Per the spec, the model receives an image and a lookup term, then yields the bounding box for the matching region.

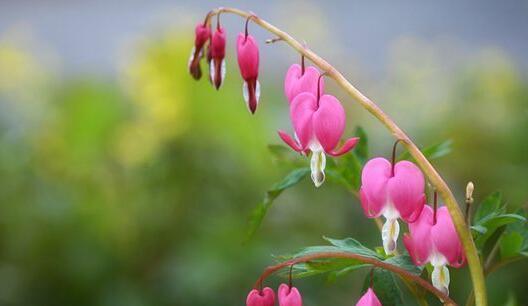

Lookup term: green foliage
[362,269,404,306]
[499,210,528,259]
[471,192,526,248]
[398,139,453,161]
[244,168,310,242]
[277,237,423,305]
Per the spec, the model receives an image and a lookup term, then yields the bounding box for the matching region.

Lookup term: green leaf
[362,269,404,306]
[353,126,369,164]
[384,255,423,275]
[267,144,305,167]
[471,224,488,234]
[323,237,382,259]
[398,139,452,161]
[500,232,524,259]
[473,192,503,222]
[475,213,525,248]
[244,168,310,242]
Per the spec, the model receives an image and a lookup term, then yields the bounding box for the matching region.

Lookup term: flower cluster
[189,10,467,305]
[359,151,465,295]
[189,14,261,114]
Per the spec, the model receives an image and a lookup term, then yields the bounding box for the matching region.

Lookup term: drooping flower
[356,288,382,306]
[403,205,466,296]
[246,287,275,306]
[236,32,260,114]
[359,157,426,254]
[278,91,359,187]
[209,26,226,89]
[284,63,324,104]
[278,283,302,306]
[188,22,211,80]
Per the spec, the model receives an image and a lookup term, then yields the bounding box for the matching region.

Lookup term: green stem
[206,7,487,306]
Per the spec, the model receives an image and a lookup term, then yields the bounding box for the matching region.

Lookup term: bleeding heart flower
[359,157,426,254]
[246,287,275,306]
[236,33,260,114]
[403,205,466,296]
[209,26,226,90]
[356,288,382,306]
[284,64,324,104]
[188,22,211,80]
[278,92,359,187]
[278,283,302,306]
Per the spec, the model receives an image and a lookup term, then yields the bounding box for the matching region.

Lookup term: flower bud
[236,33,260,114]
[246,287,275,306]
[209,26,226,89]
[278,283,302,306]
[356,288,382,306]
[188,23,211,80]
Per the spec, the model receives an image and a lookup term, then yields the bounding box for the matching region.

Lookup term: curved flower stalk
[404,205,466,296]
[360,157,426,254]
[246,287,275,306]
[356,288,382,306]
[279,91,359,187]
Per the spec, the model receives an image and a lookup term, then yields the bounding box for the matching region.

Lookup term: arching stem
[206,7,487,306]
[253,251,456,305]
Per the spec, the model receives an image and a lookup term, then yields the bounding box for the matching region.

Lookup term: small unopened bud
[465,181,474,204]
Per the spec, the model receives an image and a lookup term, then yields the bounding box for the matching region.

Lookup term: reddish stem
[391,139,402,176]
[316,72,327,103]
[301,54,305,75]
[253,252,456,305]
[433,191,438,225]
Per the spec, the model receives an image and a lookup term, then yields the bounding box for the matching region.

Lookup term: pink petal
[278,284,302,306]
[237,33,259,81]
[405,205,434,265]
[356,288,382,306]
[328,137,360,156]
[359,158,392,218]
[278,130,303,152]
[387,161,425,222]
[290,92,317,150]
[246,287,275,306]
[284,64,324,103]
[431,207,466,267]
[312,94,345,153]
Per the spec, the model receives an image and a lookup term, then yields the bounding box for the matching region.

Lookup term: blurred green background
[0,1,527,305]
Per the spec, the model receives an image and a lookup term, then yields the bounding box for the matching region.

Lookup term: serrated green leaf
[398,139,452,162]
[354,126,369,164]
[500,232,524,259]
[244,168,310,242]
[362,269,404,306]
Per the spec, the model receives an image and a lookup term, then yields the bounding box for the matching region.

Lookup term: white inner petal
[432,264,450,297]
[209,59,215,81]
[188,46,196,69]
[382,217,400,255]
[220,59,226,87]
[310,148,326,188]
[242,81,249,107]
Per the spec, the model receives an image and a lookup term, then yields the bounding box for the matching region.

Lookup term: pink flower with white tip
[356,288,382,306]
[403,203,466,296]
[236,16,260,114]
[278,283,302,306]
[188,22,211,80]
[246,287,275,306]
[284,62,324,104]
[359,156,426,254]
[278,76,359,187]
[209,24,226,90]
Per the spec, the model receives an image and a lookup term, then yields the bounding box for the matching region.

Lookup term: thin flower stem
[253,251,456,305]
[206,7,487,306]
